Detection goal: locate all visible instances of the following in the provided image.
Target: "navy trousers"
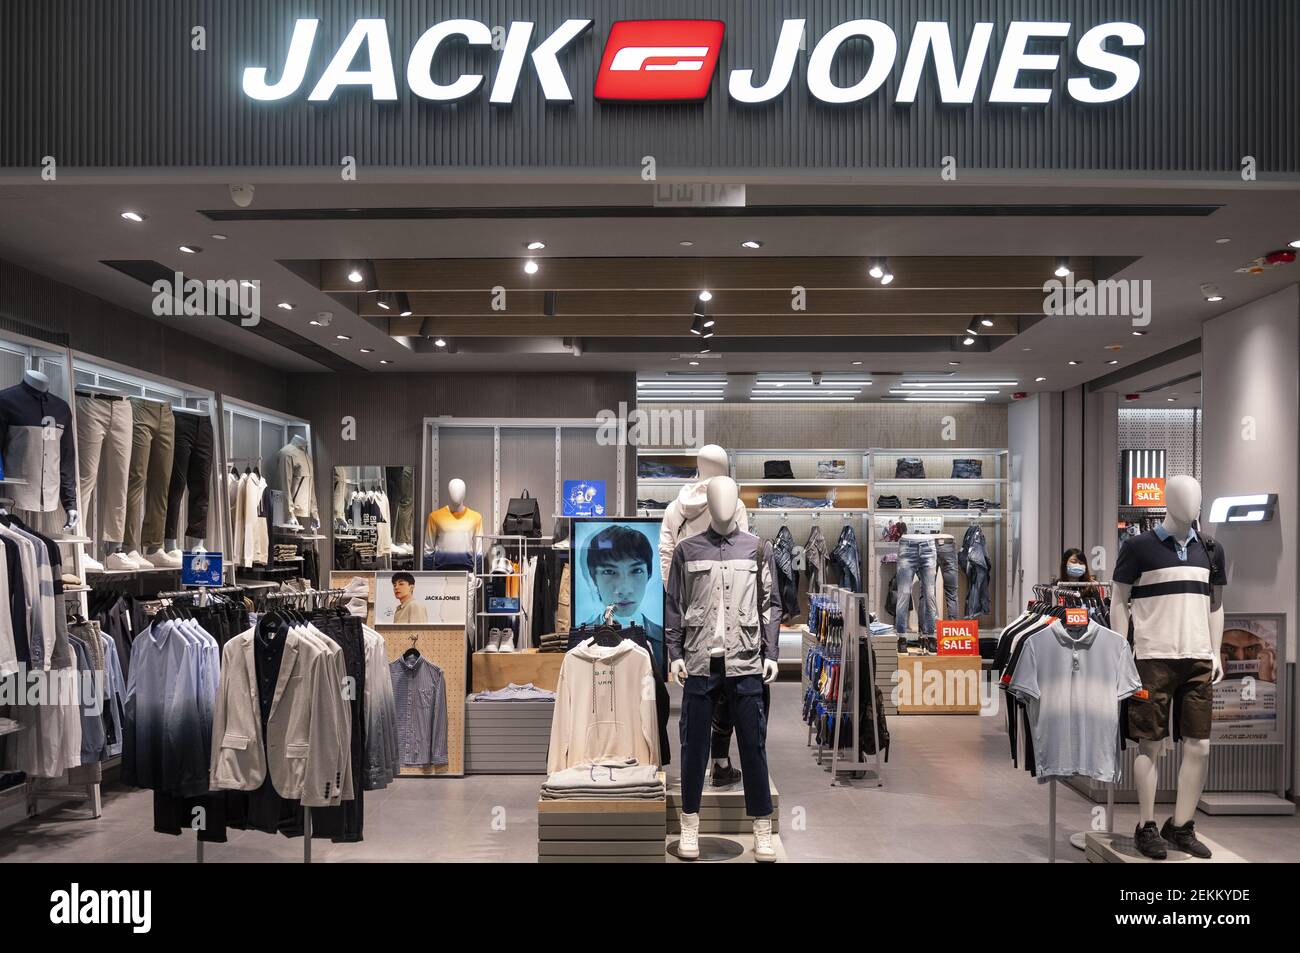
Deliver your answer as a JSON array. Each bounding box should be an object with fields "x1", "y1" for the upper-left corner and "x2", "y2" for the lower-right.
[{"x1": 681, "y1": 657, "x2": 773, "y2": 817}]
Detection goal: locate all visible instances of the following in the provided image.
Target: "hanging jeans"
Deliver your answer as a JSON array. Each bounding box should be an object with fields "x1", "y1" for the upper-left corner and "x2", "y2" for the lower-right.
[
  {"x1": 124, "y1": 399, "x2": 175, "y2": 553},
  {"x1": 772, "y1": 527, "x2": 799, "y2": 620},
  {"x1": 894, "y1": 538, "x2": 937, "y2": 635},
  {"x1": 935, "y1": 538, "x2": 960, "y2": 619},
  {"x1": 75, "y1": 394, "x2": 132, "y2": 544},
  {"x1": 681, "y1": 657, "x2": 773, "y2": 817},
  {"x1": 165, "y1": 412, "x2": 214, "y2": 542},
  {"x1": 830, "y1": 526, "x2": 861, "y2": 592},
  {"x1": 965, "y1": 562, "x2": 991, "y2": 617}
]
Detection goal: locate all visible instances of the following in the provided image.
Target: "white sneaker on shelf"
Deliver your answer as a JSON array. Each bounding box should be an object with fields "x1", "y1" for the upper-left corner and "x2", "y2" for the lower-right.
[
  {"x1": 497, "y1": 632, "x2": 515, "y2": 653},
  {"x1": 105, "y1": 552, "x2": 138, "y2": 572},
  {"x1": 678, "y1": 812, "x2": 700, "y2": 860},
  {"x1": 146, "y1": 549, "x2": 181, "y2": 568},
  {"x1": 168, "y1": 549, "x2": 184, "y2": 562},
  {"x1": 483, "y1": 628, "x2": 501, "y2": 653},
  {"x1": 124, "y1": 550, "x2": 153, "y2": 570},
  {"x1": 82, "y1": 554, "x2": 104, "y2": 573},
  {"x1": 753, "y1": 818, "x2": 777, "y2": 863}
]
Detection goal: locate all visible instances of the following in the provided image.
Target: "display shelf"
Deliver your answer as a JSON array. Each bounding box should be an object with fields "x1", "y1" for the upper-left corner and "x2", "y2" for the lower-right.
[
  {"x1": 738, "y1": 479, "x2": 866, "y2": 488},
  {"x1": 750, "y1": 507, "x2": 872, "y2": 514},
  {"x1": 872, "y1": 478, "x2": 1008, "y2": 487},
  {"x1": 0, "y1": 477, "x2": 29, "y2": 485},
  {"x1": 85, "y1": 567, "x2": 181, "y2": 577},
  {"x1": 51, "y1": 536, "x2": 93, "y2": 544}
]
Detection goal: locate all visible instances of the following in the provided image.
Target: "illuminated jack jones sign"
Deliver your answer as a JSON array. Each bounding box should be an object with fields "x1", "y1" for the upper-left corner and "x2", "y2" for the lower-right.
[{"x1": 243, "y1": 17, "x2": 1146, "y2": 106}]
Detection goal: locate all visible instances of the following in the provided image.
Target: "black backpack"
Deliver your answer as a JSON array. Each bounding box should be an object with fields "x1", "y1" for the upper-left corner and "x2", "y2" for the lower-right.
[{"x1": 502, "y1": 489, "x2": 542, "y2": 538}]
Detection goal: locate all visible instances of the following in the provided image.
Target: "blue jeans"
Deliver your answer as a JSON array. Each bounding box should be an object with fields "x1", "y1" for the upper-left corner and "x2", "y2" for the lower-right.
[
  {"x1": 895, "y1": 539, "x2": 937, "y2": 635},
  {"x1": 965, "y1": 561, "x2": 991, "y2": 617},
  {"x1": 895, "y1": 457, "x2": 926, "y2": 479},
  {"x1": 935, "y1": 539, "x2": 959, "y2": 619},
  {"x1": 681, "y1": 658, "x2": 773, "y2": 817},
  {"x1": 757, "y1": 493, "x2": 831, "y2": 509},
  {"x1": 951, "y1": 459, "x2": 983, "y2": 479}
]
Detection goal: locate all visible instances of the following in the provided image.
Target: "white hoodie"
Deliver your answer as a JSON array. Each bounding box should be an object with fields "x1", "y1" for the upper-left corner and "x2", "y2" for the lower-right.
[
  {"x1": 658, "y1": 479, "x2": 750, "y2": 580},
  {"x1": 546, "y1": 639, "x2": 660, "y2": 774}
]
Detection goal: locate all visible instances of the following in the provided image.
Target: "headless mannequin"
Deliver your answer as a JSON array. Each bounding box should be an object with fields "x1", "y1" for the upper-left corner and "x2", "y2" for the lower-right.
[
  {"x1": 670, "y1": 478, "x2": 779, "y2": 687},
  {"x1": 1111, "y1": 475, "x2": 1224, "y2": 829},
  {"x1": 22, "y1": 370, "x2": 79, "y2": 532}
]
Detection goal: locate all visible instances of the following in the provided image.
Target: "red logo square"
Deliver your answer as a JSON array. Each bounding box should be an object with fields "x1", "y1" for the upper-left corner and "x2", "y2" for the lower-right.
[{"x1": 594, "y1": 20, "x2": 726, "y2": 102}]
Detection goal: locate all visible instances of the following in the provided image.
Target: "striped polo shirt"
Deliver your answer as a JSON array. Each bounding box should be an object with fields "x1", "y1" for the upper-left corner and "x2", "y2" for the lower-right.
[{"x1": 1113, "y1": 526, "x2": 1227, "y2": 660}]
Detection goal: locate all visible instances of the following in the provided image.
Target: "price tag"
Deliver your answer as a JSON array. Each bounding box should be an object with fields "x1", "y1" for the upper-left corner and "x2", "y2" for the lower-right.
[{"x1": 1065, "y1": 607, "x2": 1090, "y2": 627}]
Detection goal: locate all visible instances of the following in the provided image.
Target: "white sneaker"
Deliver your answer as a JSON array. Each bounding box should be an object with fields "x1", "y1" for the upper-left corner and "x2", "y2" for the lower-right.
[
  {"x1": 497, "y1": 632, "x2": 515, "y2": 653},
  {"x1": 169, "y1": 549, "x2": 184, "y2": 562},
  {"x1": 678, "y1": 812, "x2": 700, "y2": 860},
  {"x1": 147, "y1": 549, "x2": 181, "y2": 568},
  {"x1": 82, "y1": 554, "x2": 104, "y2": 573},
  {"x1": 483, "y1": 628, "x2": 501, "y2": 653},
  {"x1": 125, "y1": 550, "x2": 153, "y2": 570},
  {"x1": 753, "y1": 818, "x2": 777, "y2": 863},
  {"x1": 105, "y1": 552, "x2": 138, "y2": 572}
]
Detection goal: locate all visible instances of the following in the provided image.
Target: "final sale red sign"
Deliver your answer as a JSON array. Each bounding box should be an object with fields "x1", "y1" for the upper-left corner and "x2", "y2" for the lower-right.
[
  {"x1": 937, "y1": 620, "x2": 980, "y2": 656},
  {"x1": 1131, "y1": 477, "x2": 1167, "y2": 507}
]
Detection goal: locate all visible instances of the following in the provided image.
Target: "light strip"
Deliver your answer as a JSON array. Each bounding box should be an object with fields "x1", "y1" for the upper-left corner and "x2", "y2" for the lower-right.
[
  {"x1": 750, "y1": 396, "x2": 857, "y2": 402},
  {"x1": 638, "y1": 381, "x2": 726, "y2": 387},
  {"x1": 636, "y1": 390, "x2": 728, "y2": 397},
  {"x1": 899, "y1": 380, "x2": 1018, "y2": 387},
  {"x1": 751, "y1": 391, "x2": 862, "y2": 397},
  {"x1": 890, "y1": 389, "x2": 998, "y2": 396},
  {"x1": 896, "y1": 396, "x2": 987, "y2": 403},
  {"x1": 755, "y1": 379, "x2": 874, "y2": 386},
  {"x1": 639, "y1": 395, "x2": 725, "y2": 402}
]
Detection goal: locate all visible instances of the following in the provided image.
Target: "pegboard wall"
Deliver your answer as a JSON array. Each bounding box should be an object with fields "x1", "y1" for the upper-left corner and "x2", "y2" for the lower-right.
[{"x1": 1118, "y1": 408, "x2": 1201, "y2": 484}]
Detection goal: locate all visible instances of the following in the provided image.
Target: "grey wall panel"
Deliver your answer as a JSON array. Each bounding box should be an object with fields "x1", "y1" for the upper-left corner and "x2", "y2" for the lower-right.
[
  {"x1": 501, "y1": 428, "x2": 559, "y2": 527},
  {"x1": 437, "y1": 427, "x2": 496, "y2": 527},
  {"x1": 0, "y1": 257, "x2": 289, "y2": 409},
  {"x1": 1, "y1": 0, "x2": 1295, "y2": 174},
  {"x1": 561, "y1": 427, "x2": 621, "y2": 518}
]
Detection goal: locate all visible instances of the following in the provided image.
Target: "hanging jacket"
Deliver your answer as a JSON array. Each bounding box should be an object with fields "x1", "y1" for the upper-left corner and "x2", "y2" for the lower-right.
[
  {"x1": 804, "y1": 524, "x2": 828, "y2": 595},
  {"x1": 830, "y1": 524, "x2": 862, "y2": 592},
  {"x1": 772, "y1": 525, "x2": 800, "y2": 621}
]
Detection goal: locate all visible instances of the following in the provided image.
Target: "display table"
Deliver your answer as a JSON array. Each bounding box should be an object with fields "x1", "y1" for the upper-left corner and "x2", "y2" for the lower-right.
[
  {"x1": 538, "y1": 788, "x2": 667, "y2": 864},
  {"x1": 894, "y1": 654, "x2": 984, "y2": 714},
  {"x1": 465, "y1": 697, "x2": 554, "y2": 775},
  {"x1": 472, "y1": 648, "x2": 564, "y2": 693}
]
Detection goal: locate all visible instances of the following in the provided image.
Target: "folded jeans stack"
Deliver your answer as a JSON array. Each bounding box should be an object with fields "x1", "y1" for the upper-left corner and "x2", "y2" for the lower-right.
[
  {"x1": 817, "y1": 459, "x2": 847, "y2": 479},
  {"x1": 758, "y1": 493, "x2": 832, "y2": 509},
  {"x1": 895, "y1": 457, "x2": 926, "y2": 479},
  {"x1": 539, "y1": 631, "x2": 568, "y2": 653},
  {"x1": 875, "y1": 495, "x2": 902, "y2": 509},
  {"x1": 540, "y1": 758, "x2": 664, "y2": 800},
  {"x1": 936, "y1": 496, "x2": 969, "y2": 509},
  {"x1": 907, "y1": 497, "x2": 938, "y2": 509},
  {"x1": 638, "y1": 461, "x2": 697, "y2": 480},
  {"x1": 636, "y1": 498, "x2": 674, "y2": 511},
  {"x1": 951, "y1": 459, "x2": 983, "y2": 479}
]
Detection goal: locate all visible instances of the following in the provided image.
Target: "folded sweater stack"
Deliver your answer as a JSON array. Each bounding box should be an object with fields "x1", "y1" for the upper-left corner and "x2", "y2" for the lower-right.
[{"x1": 540, "y1": 758, "x2": 664, "y2": 800}]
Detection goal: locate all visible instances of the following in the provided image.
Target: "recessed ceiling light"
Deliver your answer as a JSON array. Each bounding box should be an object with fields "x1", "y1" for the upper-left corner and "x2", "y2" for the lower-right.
[
  {"x1": 525, "y1": 241, "x2": 546, "y2": 250},
  {"x1": 948, "y1": 361, "x2": 961, "y2": 366},
  {"x1": 240, "y1": 280, "x2": 256, "y2": 288},
  {"x1": 1054, "y1": 257, "x2": 1071, "y2": 278},
  {"x1": 1132, "y1": 330, "x2": 1146, "y2": 336},
  {"x1": 360, "y1": 348, "x2": 373, "y2": 354},
  {"x1": 1022, "y1": 347, "x2": 1033, "y2": 352},
  {"x1": 120, "y1": 211, "x2": 146, "y2": 223},
  {"x1": 980, "y1": 318, "x2": 994, "y2": 328},
  {"x1": 347, "y1": 268, "x2": 364, "y2": 283},
  {"x1": 698, "y1": 290, "x2": 713, "y2": 302},
  {"x1": 277, "y1": 302, "x2": 293, "y2": 310},
  {"x1": 741, "y1": 240, "x2": 763, "y2": 249},
  {"x1": 1290, "y1": 239, "x2": 1300, "y2": 249},
  {"x1": 523, "y1": 260, "x2": 539, "y2": 275},
  {"x1": 1035, "y1": 376, "x2": 1047, "y2": 382},
  {"x1": 178, "y1": 244, "x2": 201, "y2": 254},
  {"x1": 379, "y1": 359, "x2": 391, "y2": 365},
  {"x1": 1166, "y1": 397, "x2": 1176, "y2": 402},
  {"x1": 1067, "y1": 360, "x2": 1080, "y2": 365},
  {"x1": 1216, "y1": 238, "x2": 1232, "y2": 244},
  {"x1": 689, "y1": 360, "x2": 700, "y2": 366},
  {"x1": 434, "y1": 338, "x2": 447, "y2": 348},
  {"x1": 211, "y1": 233, "x2": 228, "y2": 241},
  {"x1": 679, "y1": 240, "x2": 694, "y2": 247},
  {"x1": 309, "y1": 320, "x2": 322, "y2": 327},
  {"x1": 1107, "y1": 359, "x2": 1119, "y2": 365},
  {"x1": 852, "y1": 361, "x2": 863, "y2": 366},
  {"x1": 336, "y1": 334, "x2": 350, "y2": 341},
  {"x1": 400, "y1": 310, "x2": 412, "y2": 317}
]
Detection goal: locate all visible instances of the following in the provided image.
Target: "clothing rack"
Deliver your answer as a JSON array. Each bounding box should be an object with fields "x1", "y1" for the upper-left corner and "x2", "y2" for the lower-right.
[{"x1": 808, "y1": 586, "x2": 885, "y2": 787}]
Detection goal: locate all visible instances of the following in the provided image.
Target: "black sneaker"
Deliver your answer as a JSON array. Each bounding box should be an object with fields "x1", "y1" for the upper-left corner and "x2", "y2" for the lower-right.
[
  {"x1": 1160, "y1": 818, "x2": 1213, "y2": 859},
  {"x1": 1134, "y1": 821, "x2": 1167, "y2": 860},
  {"x1": 711, "y1": 762, "x2": 742, "y2": 787}
]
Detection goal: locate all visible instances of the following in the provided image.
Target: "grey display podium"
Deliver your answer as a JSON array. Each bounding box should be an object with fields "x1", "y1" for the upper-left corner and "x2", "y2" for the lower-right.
[
  {"x1": 666, "y1": 778, "x2": 781, "y2": 834},
  {"x1": 465, "y1": 697, "x2": 554, "y2": 775},
  {"x1": 1085, "y1": 831, "x2": 1247, "y2": 864},
  {"x1": 538, "y1": 788, "x2": 667, "y2": 863}
]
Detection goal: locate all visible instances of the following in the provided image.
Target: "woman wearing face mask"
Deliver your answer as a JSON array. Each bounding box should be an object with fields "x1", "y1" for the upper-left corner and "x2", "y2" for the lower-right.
[{"x1": 1056, "y1": 548, "x2": 1096, "y2": 584}]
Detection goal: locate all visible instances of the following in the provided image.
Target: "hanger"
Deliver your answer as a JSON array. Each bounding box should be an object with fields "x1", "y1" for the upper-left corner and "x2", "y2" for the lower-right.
[{"x1": 403, "y1": 633, "x2": 422, "y2": 662}]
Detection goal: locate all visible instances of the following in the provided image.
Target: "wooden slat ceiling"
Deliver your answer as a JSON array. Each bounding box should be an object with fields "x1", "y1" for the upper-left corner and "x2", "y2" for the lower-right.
[{"x1": 320, "y1": 256, "x2": 1090, "y2": 338}]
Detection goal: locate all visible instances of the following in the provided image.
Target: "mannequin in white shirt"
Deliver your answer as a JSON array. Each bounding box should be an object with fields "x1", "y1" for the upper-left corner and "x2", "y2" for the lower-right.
[{"x1": 1111, "y1": 476, "x2": 1223, "y2": 849}]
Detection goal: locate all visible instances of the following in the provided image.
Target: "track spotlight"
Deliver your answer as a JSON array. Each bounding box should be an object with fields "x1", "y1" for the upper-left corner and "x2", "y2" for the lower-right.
[
  {"x1": 1055, "y1": 257, "x2": 1071, "y2": 278},
  {"x1": 1200, "y1": 282, "x2": 1224, "y2": 302}
]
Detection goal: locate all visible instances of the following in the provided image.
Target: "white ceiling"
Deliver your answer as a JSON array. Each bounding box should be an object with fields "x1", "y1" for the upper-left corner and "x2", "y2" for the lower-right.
[{"x1": 0, "y1": 178, "x2": 1296, "y2": 402}]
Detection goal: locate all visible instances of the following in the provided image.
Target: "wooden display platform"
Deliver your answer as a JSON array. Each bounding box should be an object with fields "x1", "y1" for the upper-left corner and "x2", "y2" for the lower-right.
[
  {"x1": 666, "y1": 832, "x2": 789, "y2": 863},
  {"x1": 666, "y1": 778, "x2": 781, "y2": 834},
  {"x1": 472, "y1": 648, "x2": 564, "y2": 693},
  {"x1": 894, "y1": 654, "x2": 983, "y2": 714},
  {"x1": 465, "y1": 697, "x2": 554, "y2": 775},
  {"x1": 538, "y1": 781, "x2": 667, "y2": 864},
  {"x1": 1085, "y1": 831, "x2": 1247, "y2": 864}
]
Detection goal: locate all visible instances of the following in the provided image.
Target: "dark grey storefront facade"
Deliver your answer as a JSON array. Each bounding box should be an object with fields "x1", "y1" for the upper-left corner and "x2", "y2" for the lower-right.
[{"x1": 1, "y1": 0, "x2": 1297, "y2": 176}]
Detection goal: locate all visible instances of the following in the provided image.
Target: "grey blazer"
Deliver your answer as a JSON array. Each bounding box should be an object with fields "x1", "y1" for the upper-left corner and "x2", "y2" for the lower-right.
[{"x1": 209, "y1": 627, "x2": 352, "y2": 807}]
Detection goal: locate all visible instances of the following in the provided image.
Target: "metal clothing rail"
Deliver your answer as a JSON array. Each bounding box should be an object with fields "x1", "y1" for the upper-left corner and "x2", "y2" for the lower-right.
[{"x1": 809, "y1": 585, "x2": 885, "y2": 788}]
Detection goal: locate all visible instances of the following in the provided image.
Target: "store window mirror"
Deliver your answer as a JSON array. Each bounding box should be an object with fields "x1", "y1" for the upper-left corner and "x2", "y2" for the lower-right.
[{"x1": 333, "y1": 465, "x2": 415, "y2": 571}]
